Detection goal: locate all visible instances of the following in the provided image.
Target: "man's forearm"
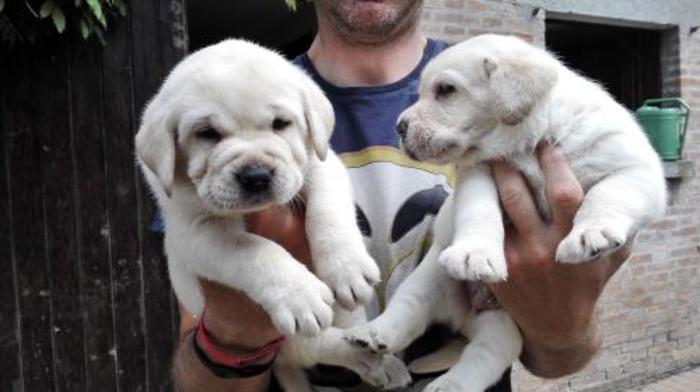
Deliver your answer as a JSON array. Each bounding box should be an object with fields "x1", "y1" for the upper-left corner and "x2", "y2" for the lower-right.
[{"x1": 173, "y1": 331, "x2": 272, "y2": 392}]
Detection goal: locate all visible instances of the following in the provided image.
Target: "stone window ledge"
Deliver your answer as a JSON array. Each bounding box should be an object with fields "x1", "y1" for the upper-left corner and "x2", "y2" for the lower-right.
[{"x1": 663, "y1": 161, "x2": 695, "y2": 179}]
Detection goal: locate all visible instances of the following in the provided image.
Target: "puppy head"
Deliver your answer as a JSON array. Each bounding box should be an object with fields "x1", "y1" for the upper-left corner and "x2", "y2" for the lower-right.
[
  {"x1": 135, "y1": 39, "x2": 334, "y2": 215},
  {"x1": 397, "y1": 34, "x2": 558, "y2": 164}
]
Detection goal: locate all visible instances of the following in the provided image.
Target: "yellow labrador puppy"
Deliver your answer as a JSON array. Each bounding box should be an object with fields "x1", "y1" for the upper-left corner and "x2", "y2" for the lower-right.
[
  {"x1": 135, "y1": 39, "x2": 409, "y2": 391},
  {"x1": 346, "y1": 34, "x2": 666, "y2": 391}
]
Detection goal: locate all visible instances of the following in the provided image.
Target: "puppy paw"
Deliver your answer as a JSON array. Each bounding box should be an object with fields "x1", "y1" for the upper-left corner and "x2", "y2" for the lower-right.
[
  {"x1": 556, "y1": 223, "x2": 627, "y2": 264},
  {"x1": 438, "y1": 242, "x2": 507, "y2": 282},
  {"x1": 424, "y1": 375, "x2": 473, "y2": 392},
  {"x1": 316, "y1": 248, "x2": 380, "y2": 310},
  {"x1": 362, "y1": 355, "x2": 412, "y2": 390},
  {"x1": 263, "y1": 272, "x2": 335, "y2": 337},
  {"x1": 344, "y1": 324, "x2": 394, "y2": 355}
]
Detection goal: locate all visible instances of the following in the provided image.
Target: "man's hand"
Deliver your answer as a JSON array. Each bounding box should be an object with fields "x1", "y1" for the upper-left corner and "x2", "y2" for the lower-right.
[{"x1": 489, "y1": 144, "x2": 631, "y2": 378}]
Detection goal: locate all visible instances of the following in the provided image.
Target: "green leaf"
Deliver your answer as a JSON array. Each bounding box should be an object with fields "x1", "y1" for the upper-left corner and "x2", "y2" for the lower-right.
[
  {"x1": 0, "y1": 0, "x2": 5, "y2": 14},
  {"x1": 285, "y1": 0, "x2": 297, "y2": 12},
  {"x1": 51, "y1": 6, "x2": 66, "y2": 33},
  {"x1": 86, "y1": 0, "x2": 106, "y2": 27},
  {"x1": 40, "y1": 0, "x2": 55, "y2": 18},
  {"x1": 80, "y1": 18, "x2": 91, "y2": 40},
  {"x1": 75, "y1": 0, "x2": 81, "y2": 6}
]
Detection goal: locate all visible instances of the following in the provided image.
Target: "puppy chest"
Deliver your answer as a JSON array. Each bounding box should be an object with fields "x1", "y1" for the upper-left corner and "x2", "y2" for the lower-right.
[
  {"x1": 508, "y1": 157, "x2": 550, "y2": 219},
  {"x1": 505, "y1": 151, "x2": 612, "y2": 222}
]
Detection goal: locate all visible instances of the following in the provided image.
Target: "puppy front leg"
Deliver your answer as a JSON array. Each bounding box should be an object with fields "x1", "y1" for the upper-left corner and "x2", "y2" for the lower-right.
[
  {"x1": 345, "y1": 244, "x2": 461, "y2": 355},
  {"x1": 304, "y1": 153, "x2": 381, "y2": 309},
  {"x1": 439, "y1": 164, "x2": 507, "y2": 282},
  {"x1": 273, "y1": 307, "x2": 373, "y2": 392},
  {"x1": 167, "y1": 229, "x2": 335, "y2": 337},
  {"x1": 168, "y1": 260, "x2": 204, "y2": 317},
  {"x1": 424, "y1": 310, "x2": 522, "y2": 392},
  {"x1": 556, "y1": 165, "x2": 666, "y2": 263}
]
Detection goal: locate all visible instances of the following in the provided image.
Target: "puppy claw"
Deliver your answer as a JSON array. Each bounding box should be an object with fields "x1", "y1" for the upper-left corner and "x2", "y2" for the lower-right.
[
  {"x1": 364, "y1": 273, "x2": 380, "y2": 286},
  {"x1": 344, "y1": 325, "x2": 393, "y2": 355},
  {"x1": 557, "y1": 223, "x2": 627, "y2": 264},
  {"x1": 264, "y1": 273, "x2": 334, "y2": 337},
  {"x1": 316, "y1": 249, "x2": 380, "y2": 310},
  {"x1": 352, "y1": 338, "x2": 369, "y2": 349},
  {"x1": 438, "y1": 242, "x2": 507, "y2": 282}
]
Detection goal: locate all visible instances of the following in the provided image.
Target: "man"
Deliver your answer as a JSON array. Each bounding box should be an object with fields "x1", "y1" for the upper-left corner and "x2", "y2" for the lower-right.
[{"x1": 173, "y1": 1, "x2": 630, "y2": 390}]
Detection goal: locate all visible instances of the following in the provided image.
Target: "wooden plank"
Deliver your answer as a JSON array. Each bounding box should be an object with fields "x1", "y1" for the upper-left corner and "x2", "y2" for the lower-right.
[
  {"x1": 130, "y1": 1, "x2": 176, "y2": 390},
  {"x1": 102, "y1": 10, "x2": 148, "y2": 392},
  {"x1": 5, "y1": 42, "x2": 57, "y2": 392},
  {"x1": 38, "y1": 38, "x2": 89, "y2": 392},
  {"x1": 0, "y1": 47, "x2": 23, "y2": 392},
  {"x1": 160, "y1": 0, "x2": 189, "y2": 353},
  {"x1": 69, "y1": 37, "x2": 118, "y2": 391},
  {"x1": 160, "y1": 0, "x2": 188, "y2": 72}
]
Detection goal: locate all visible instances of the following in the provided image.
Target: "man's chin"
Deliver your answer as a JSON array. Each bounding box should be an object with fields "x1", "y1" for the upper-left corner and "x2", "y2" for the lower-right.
[{"x1": 337, "y1": 0, "x2": 410, "y2": 41}]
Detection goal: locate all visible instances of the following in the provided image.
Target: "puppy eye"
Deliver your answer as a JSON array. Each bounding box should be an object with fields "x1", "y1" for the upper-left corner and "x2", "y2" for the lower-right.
[
  {"x1": 272, "y1": 117, "x2": 292, "y2": 131},
  {"x1": 195, "y1": 127, "x2": 222, "y2": 143},
  {"x1": 435, "y1": 82, "x2": 456, "y2": 99}
]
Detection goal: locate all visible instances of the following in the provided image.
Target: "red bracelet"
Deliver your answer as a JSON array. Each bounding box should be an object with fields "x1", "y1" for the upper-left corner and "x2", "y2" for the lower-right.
[{"x1": 193, "y1": 317, "x2": 285, "y2": 378}]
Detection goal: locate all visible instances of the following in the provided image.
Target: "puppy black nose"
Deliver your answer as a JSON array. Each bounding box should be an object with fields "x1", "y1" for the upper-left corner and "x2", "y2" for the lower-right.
[
  {"x1": 396, "y1": 119, "x2": 409, "y2": 139},
  {"x1": 236, "y1": 166, "x2": 273, "y2": 193}
]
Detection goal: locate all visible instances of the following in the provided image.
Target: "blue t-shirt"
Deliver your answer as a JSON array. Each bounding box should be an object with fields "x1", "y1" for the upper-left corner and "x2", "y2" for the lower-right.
[
  {"x1": 297, "y1": 40, "x2": 448, "y2": 154},
  {"x1": 295, "y1": 39, "x2": 454, "y2": 317}
]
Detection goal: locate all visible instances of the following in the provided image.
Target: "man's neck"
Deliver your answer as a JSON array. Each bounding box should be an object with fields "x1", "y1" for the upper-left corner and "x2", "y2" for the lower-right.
[{"x1": 307, "y1": 24, "x2": 427, "y2": 88}]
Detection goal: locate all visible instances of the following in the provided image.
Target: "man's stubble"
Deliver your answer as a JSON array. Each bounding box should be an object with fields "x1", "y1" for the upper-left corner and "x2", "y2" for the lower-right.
[{"x1": 314, "y1": 0, "x2": 424, "y2": 46}]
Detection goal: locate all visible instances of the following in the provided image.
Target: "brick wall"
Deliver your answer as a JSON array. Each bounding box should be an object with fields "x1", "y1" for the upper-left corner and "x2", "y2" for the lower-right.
[{"x1": 421, "y1": 1, "x2": 700, "y2": 390}]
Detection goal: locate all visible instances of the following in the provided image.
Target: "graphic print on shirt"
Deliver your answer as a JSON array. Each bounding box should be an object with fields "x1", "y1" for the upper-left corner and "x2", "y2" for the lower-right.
[{"x1": 340, "y1": 146, "x2": 453, "y2": 317}]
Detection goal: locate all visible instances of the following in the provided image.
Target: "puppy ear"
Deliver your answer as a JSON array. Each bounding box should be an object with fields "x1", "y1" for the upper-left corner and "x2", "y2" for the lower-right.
[
  {"x1": 483, "y1": 52, "x2": 558, "y2": 125},
  {"x1": 135, "y1": 99, "x2": 176, "y2": 197},
  {"x1": 301, "y1": 79, "x2": 335, "y2": 161}
]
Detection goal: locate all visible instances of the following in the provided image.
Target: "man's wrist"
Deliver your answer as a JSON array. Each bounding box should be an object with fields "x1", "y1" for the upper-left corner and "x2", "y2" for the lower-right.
[
  {"x1": 202, "y1": 311, "x2": 281, "y2": 354},
  {"x1": 194, "y1": 316, "x2": 284, "y2": 370},
  {"x1": 173, "y1": 331, "x2": 273, "y2": 392},
  {"x1": 520, "y1": 323, "x2": 601, "y2": 378}
]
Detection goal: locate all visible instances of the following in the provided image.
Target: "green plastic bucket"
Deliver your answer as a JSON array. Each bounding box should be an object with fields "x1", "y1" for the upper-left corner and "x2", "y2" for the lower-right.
[{"x1": 635, "y1": 98, "x2": 691, "y2": 161}]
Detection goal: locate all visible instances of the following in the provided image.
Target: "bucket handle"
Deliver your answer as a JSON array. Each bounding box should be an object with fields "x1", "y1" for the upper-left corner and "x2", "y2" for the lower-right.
[
  {"x1": 641, "y1": 98, "x2": 690, "y2": 113},
  {"x1": 641, "y1": 98, "x2": 691, "y2": 157}
]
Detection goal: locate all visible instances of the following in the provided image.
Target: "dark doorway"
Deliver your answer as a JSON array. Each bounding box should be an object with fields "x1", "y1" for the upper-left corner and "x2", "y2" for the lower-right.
[
  {"x1": 545, "y1": 19, "x2": 663, "y2": 111},
  {"x1": 187, "y1": 0, "x2": 317, "y2": 59}
]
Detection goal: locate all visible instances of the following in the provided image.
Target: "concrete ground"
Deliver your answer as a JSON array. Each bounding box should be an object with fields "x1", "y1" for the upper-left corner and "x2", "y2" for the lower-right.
[{"x1": 631, "y1": 366, "x2": 700, "y2": 391}]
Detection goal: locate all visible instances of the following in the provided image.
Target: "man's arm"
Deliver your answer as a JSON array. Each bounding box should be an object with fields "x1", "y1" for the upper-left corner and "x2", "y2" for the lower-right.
[
  {"x1": 173, "y1": 296, "x2": 276, "y2": 392},
  {"x1": 489, "y1": 145, "x2": 631, "y2": 378},
  {"x1": 172, "y1": 206, "x2": 311, "y2": 391}
]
